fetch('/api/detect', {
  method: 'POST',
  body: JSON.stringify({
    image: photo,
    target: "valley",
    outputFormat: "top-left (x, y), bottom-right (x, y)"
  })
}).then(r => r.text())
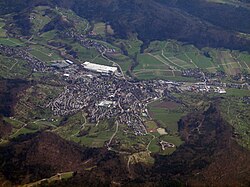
top-left (0, 1), bottom-right (249, 186)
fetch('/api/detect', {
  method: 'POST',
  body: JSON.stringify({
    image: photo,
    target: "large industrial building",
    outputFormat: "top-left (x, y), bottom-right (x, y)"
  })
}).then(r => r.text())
top-left (82, 62), bottom-right (118, 74)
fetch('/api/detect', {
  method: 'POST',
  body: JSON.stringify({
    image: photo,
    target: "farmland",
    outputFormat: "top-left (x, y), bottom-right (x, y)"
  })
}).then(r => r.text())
top-left (148, 99), bottom-right (186, 134)
top-left (133, 40), bottom-right (250, 80)
top-left (0, 38), bottom-right (24, 47)
top-left (145, 99), bottom-right (187, 155)
top-left (93, 22), bottom-right (106, 36)
top-left (30, 6), bottom-right (52, 33)
top-left (55, 113), bottom-right (117, 148)
top-left (0, 55), bottom-right (32, 79)
top-left (28, 45), bottom-right (63, 63)
top-left (113, 36), bottom-right (143, 56)
top-left (55, 7), bottom-right (89, 34)
top-left (0, 20), bottom-right (6, 37)
top-left (134, 53), bottom-right (181, 80)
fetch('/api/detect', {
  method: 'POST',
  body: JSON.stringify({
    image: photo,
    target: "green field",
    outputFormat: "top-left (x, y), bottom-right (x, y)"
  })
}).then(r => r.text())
top-left (136, 54), bottom-right (170, 70)
top-left (148, 134), bottom-right (183, 155)
top-left (145, 99), bottom-right (186, 155)
top-left (55, 113), bottom-right (116, 148)
top-left (93, 22), bottom-right (106, 36)
top-left (134, 40), bottom-right (250, 79)
top-left (226, 88), bottom-right (250, 97)
top-left (3, 117), bottom-right (24, 129)
top-left (0, 55), bottom-right (32, 79)
top-left (148, 99), bottom-right (186, 134)
top-left (0, 21), bottom-right (6, 37)
top-left (10, 128), bottom-right (37, 138)
top-left (29, 45), bottom-right (62, 63)
top-left (113, 36), bottom-right (143, 56)
top-left (30, 6), bottom-right (89, 35)
top-left (114, 125), bottom-right (153, 152)
top-left (14, 84), bottom-right (63, 122)
top-left (133, 40), bottom-right (216, 80)
top-left (108, 54), bottom-right (133, 72)
top-left (133, 53), bottom-right (179, 80)
top-left (71, 42), bottom-right (99, 61)
top-left (148, 107), bottom-right (185, 133)
top-left (219, 94), bottom-right (250, 149)
top-left (30, 6), bottom-right (52, 33)
top-left (33, 30), bottom-right (59, 44)
top-left (92, 22), bottom-right (114, 36)
top-left (92, 55), bottom-right (111, 66)
top-left (56, 7), bottom-right (89, 34)
top-left (0, 38), bottom-right (24, 47)
top-left (145, 121), bottom-right (158, 130)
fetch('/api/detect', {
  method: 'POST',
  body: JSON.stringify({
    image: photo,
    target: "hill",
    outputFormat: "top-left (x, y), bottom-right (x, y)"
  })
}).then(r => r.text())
top-left (0, 105), bottom-right (249, 186)
top-left (1, 0), bottom-right (250, 51)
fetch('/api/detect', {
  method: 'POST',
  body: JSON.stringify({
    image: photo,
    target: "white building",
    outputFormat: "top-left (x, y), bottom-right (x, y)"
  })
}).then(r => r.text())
top-left (82, 62), bottom-right (118, 74)
top-left (98, 100), bottom-right (114, 107)
top-left (66, 60), bottom-right (74, 65)
top-left (63, 73), bottom-right (70, 77)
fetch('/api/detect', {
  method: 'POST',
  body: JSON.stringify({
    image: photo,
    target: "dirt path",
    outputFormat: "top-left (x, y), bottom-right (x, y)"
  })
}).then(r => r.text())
top-left (184, 53), bottom-right (198, 68)
top-left (146, 133), bottom-right (156, 152)
top-left (9, 59), bottom-right (19, 70)
top-left (107, 121), bottom-right (119, 150)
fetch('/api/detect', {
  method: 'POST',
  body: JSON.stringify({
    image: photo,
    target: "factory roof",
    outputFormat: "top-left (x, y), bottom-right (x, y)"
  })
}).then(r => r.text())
top-left (82, 62), bottom-right (118, 74)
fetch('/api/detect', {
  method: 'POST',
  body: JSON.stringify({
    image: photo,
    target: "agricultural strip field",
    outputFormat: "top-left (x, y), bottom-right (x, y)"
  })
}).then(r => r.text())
top-left (28, 45), bottom-right (63, 63)
top-left (30, 6), bottom-right (52, 33)
top-left (134, 53), bottom-right (181, 80)
top-left (209, 50), bottom-right (241, 75)
top-left (55, 7), bottom-right (89, 34)
top-left (0, 55), bottom-right (31, 79)
top-left (0, 38), bottom-right (24, 47)
top-left (218, 89), bottom-right (250, 149)
top-left (138, 40), bottom-right (250, 78)
top-left (54, 113), bottom-right (117, 148)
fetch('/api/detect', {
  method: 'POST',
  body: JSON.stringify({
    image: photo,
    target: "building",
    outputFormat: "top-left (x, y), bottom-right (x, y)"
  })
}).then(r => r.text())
top-left (82, 62), bottom-right (118, 74)
top-left (98, 100), bottom-right (114, 107)
top-left (63, 73), bottom-right (70, 77)
top-left (215, 87), bottom-right (227, 94)
top-left (51, 61), bottom-right (69, 69)
top-left (66, 60), bottom-right (74, 65)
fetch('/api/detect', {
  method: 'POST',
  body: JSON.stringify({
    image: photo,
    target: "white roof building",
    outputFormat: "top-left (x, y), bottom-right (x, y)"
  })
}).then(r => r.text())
top-left (82, 62), bottom-right (118, 74)
top-left (66, 60), bottom-right (74, 64)
top-left (98, 100), bottom-right (114, 107)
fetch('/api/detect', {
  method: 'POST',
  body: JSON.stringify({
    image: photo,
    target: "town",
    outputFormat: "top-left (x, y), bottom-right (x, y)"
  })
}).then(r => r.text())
top-left (1, 44), bottom-right (249, 137)
top-left (45, 59), bottom-right (250, 136)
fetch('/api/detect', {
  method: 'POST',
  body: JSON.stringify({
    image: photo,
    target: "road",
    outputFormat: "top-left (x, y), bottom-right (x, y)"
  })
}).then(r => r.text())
top-left (11, 123), bottom-right (27, 137)
top-left (101, 52), bottom-right (126, 79)
top-left (71, 111), bottom-right (87, 137)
